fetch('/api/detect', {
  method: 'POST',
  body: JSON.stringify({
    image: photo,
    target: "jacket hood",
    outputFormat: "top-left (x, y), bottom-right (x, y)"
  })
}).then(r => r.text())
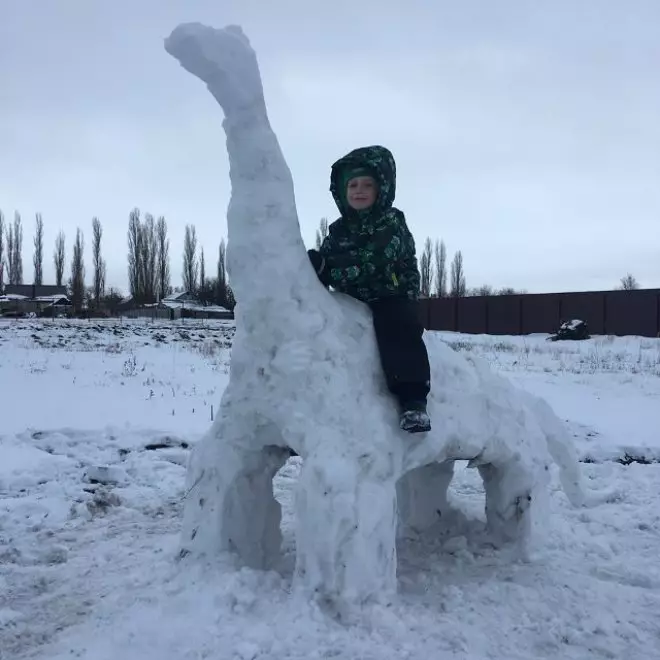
top-left (329, 145), bottom-right (397, 217)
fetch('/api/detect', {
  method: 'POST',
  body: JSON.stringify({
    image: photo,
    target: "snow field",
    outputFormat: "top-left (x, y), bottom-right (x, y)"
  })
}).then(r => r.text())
top-left (1, 319), bottom-right (659, 660)
top-left (442, 331), bottom-right (660, 377)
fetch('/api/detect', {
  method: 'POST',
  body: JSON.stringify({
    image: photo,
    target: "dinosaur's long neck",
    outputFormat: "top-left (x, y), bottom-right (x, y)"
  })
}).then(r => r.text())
top-left (218, 101), bottom-right (310, 305)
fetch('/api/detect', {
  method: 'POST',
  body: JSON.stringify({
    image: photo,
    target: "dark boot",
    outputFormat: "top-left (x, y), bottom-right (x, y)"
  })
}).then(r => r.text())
top-left (399, 400), bottom-right (431, 434)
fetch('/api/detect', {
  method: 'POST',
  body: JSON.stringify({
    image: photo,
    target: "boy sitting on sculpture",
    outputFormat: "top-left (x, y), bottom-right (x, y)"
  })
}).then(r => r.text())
top-left (307, 145), bottom-right (431, 433)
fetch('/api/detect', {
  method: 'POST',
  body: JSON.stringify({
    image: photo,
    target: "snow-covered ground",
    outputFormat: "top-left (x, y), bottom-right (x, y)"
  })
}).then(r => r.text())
top-left (1, 319), bottom-right (659, 660)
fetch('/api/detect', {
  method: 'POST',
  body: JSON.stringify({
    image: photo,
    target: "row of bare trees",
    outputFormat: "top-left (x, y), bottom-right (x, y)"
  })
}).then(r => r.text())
top-left (418, 238), bottom-right (461, 297)
top-left (0, 209), bottom-right (645, 312)
top-left (0, 211), bottom-right (103, 311)
top-left (127, 208), bottom-right (169, 304)
top-left (0, 207), bottom-right (235, 313)
top-left (54, 219), bottom-right (106, 312)
top-left (0, 211), bottom-right (24, 287)
top-left (418, 237), bottom-right (529, 298)
top-left (127, 210), bottom-right (234, 310)
top-left (180, 223), bottom-right (234, 309)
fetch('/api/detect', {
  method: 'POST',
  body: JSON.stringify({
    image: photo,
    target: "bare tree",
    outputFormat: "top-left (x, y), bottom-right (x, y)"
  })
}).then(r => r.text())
top-left (433, 239), bottom-right (447, 297)
top-left (418, 237), bottom-right (433, 297)
top-left (200, 247), bottom-right (206, 290)
top-left (6, 222), bottom-right (14, 285)
top-left (471, 284), bottom-right (493, 296)
top-left (466, 285), bottom-right (524, 296)
top-left (127, 209), bottom-right (161, 303)
top-left (146, 214), bottom-right (157, 301)
top-left (101, 287), bottom-right (124, 315)
top-left (139, 213), bottom-right (157, 303)
top-left (182, 224), bottom-right (198, 293)
top-left (8, 212), bottom-right (23, 285)
top-left (155, 215), bottom-right (170, 300)
top-left (199, 248), bottom-right (216, 304)
top-left (0, 210), bottom-right (5, 290)
top-left (619, 273), bottom-right (639, 290)
top-left (449, 250), bottom-right (466, 297)
top-left (225, 285), bottom-right (236, 310)
top-left (127, 208), bottom-right (142, 301)
top-left (216, 238), bottom-right (228, 307)
top-left (14, 212), bottom-right (24, 284)
top-left (92, 217), bottom-right (106, 306)
top-left (315, 217), bottom-right (329, 250)
top-left (54, 231), bottom-right (66, 287)
top-left (70, 228), bottom-right (85, 312)
top-left (33, 213), bottom-right (44, 286)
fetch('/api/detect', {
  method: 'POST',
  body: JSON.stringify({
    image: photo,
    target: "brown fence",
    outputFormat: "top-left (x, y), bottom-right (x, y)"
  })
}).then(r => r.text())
top-left (419, 288), bottom-right (660, 338)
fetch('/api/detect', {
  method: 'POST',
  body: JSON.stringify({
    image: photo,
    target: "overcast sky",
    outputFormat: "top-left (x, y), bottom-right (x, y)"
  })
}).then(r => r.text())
top-left (1, 0), bottom-right (658, 294)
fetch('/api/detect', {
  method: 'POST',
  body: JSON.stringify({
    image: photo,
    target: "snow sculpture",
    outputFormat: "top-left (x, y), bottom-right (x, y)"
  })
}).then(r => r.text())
top-left (165, 23), bottom-right (587, 604)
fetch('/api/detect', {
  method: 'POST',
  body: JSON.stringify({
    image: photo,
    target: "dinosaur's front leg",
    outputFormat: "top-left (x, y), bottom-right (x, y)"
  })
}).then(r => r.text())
top-left (180, 413), bottom-right (290, 570)
top-left (293, 447), bottom-right (399, 605)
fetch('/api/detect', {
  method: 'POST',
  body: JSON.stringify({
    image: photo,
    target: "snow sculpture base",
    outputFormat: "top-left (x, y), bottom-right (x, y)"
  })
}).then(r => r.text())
top-left (165, 23), bottom-right (586, 606)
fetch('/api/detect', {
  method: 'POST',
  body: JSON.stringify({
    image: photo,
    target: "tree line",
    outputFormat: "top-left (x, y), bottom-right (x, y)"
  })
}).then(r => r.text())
top-left (0, 209), bottom-right (645, 309)
top-left (415, 237), bottom-right (643, 296)
top-left (418, 236), bottom-right (529, 297)
top-left (0, 208), bottom-right (234, 312)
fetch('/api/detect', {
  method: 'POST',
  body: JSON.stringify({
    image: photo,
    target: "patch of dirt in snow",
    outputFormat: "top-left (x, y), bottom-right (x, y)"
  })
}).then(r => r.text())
top-left (567, 421), bottom-right (660, 465)
top-left (0, 318), bottom-right (235, 362)
top-left (0, 319), bottom-right (233, 438)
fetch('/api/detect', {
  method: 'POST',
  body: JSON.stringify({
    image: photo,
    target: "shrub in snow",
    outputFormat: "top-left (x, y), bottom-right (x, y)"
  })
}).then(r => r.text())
top-left (85, 488), bottom-right (122, 518)
top-left (122, 354), bottom-right (138, 377)
top-left (165, 22), bottom-right (588, 606)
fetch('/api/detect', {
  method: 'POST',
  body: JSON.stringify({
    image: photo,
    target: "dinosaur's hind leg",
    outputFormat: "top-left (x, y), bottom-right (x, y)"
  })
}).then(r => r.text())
top-left (477, 459), bottom-right (541, 551)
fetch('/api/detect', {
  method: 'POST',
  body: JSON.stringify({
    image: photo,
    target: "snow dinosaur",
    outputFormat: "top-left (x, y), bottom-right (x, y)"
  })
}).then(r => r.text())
top-left (164, 22), bottom-right (587, 606)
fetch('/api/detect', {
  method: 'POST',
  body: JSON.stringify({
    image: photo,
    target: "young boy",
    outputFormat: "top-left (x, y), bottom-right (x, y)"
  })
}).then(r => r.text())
top-left (307, 145), bottom-right (431, 433)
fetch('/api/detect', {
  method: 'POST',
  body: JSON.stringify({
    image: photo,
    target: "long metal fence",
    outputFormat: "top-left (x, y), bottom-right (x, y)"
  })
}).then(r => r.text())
top-left (419, 288), bottom-right (660, 337)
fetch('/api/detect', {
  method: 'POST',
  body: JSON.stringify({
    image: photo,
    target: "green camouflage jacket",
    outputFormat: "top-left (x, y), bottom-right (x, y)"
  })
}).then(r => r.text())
top-left (319, 145), bottom-right (420, 302)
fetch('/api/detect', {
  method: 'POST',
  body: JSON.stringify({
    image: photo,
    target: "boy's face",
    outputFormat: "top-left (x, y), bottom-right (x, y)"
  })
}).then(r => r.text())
top-left (346, 176), bottom-right (378, 210)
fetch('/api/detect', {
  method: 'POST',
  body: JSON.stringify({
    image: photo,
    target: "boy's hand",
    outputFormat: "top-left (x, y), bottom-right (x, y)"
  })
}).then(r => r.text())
top-left (307, 249), bottom-right (331, 288)
top-left (307, 249), bottom-right (325, 275)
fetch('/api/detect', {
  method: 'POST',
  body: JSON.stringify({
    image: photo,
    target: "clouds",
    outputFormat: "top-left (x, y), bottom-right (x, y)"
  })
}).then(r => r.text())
top-left (1, 0), bottom-right (658, 293)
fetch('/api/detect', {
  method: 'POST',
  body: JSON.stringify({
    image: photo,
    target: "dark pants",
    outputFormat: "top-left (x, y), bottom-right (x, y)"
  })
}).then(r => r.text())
top-left (368, 297), bottom-right (431, 409)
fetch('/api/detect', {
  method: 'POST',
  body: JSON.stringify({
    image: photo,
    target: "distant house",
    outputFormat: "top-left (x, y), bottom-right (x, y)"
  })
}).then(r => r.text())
top-left (162, 291), bottom-right (198, 304)
top-left (116, 291), bottom-right (233, 320)
top-left (116, 295), bottom-right (136, 312)
top-left (160, 291), bottom-right (233, 320)
top-left (33, 295), bottom-right (72, 317)
top-left (0, 284), bottom-right (71, 316)
top-left (3, 284), bottom-right (68, 299)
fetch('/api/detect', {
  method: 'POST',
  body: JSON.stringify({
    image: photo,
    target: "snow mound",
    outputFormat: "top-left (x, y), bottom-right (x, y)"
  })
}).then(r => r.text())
top-left (164, 22), bottom-right (588, 606)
